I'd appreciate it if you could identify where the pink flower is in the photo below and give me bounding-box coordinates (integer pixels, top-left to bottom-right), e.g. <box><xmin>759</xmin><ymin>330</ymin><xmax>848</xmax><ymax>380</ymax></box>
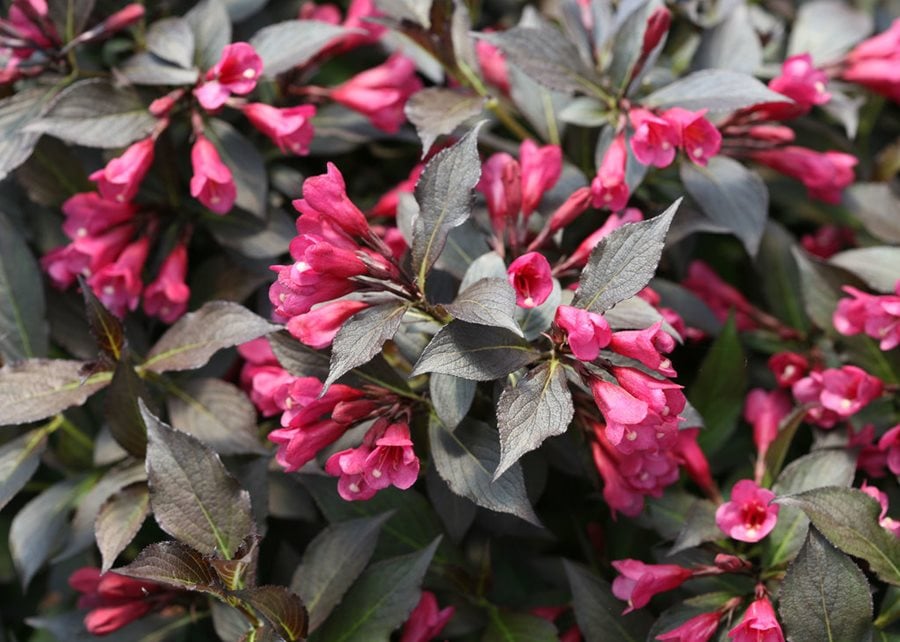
<box><xmin>727</xmin><ymin>596</ymin><xmax>784</xmax><ymax>642</ymax></box>
<box><xmin>325</xmin><ymin>420</ymin><xmax>420</xmax><ymax>500</ymax></box>
<box><xmin>294</xmin><ymin>162</ymin><xmax>371</xmax><ymax>238</ymax></box>
<box><xmin>591</xmin><ymin>433</ymin><xmax>647</xmax><ymax>517</ymax></box>
<box><xmin>69</xmin><ymin>567</ymin><xmax>171</xmax><ymax>635</ymax></box>
<box><xmin>841</xmin><ymin>19</ymin><xmax>900</xmax><ymax>103</ymax></box>
<box><xmin>591</xmin><ymin>135</ymin><xmax>629</xmax><ymax>210</ymax></box>
<box><xmin>629</xmin><ymin>108</ymin><xmax>679</xmax><ymax>168</ymax></box>
<box><xmin>476</xmin><ymin>38</ymin><xmax>510</xmax><ymax>94</ymax></box>
<box><xmin>611</xmin><ymin>559</ymin><xmax>693</xmax><ymax>613</ymax></box>
<box><xmin>768</xmin><ymin>352</ymin><xmax>809</xmax><ymax>388</ymax></box>
<box><xmin>566</xmin><ymin>208</ymin><xmax>643</xmax><ymax>267</ymax></box>
<box><xmin>478</xmin><ymin>152</ymin><xmax>521</xmax><ymax>233</ymax></box>
<box><xmin>399</xmin><ymin>591</ymin><xmax>455</xmax><ymax>642</ymax></box>
<box><xmin>554</xmin><ymin>305</ymin><xmax>611</xmax><ymax>361</ymax></box>
<box><xmin>329</xmin><ymin>54</ymin><xmax>423</xmax><ymax>133</ymax></box>
<box><xmin>242</xmin><ymin>103</ymin><xmax>316</xmax><ymax>155</ymax></box>
<box><xmin>286</xmin><ymin>299</ymin><xmax>369</xmax><ymax>348</ymax></box>
<box><xmin>800</xmin><ymin>224</ymin><xmax>855</xmax><ymax>259</ymax></box>
<box><xmin>507</xmin><ymin>252</ymin><xmax>553</xmax><ymax>308</ymax></box>
<box><xmin>641</xmin><ymin>7</ymin><xmax>672</xmax><ymax>58</ymax></box>
<box><xmin>89</xmin><ymin>138</ymin><xmax>155</xmax><ymax>203</ymax></box>
<box><xmin>716</xmin><ymin>480</ymin><xmax>779</xmax><ymax>542</ymax></box>
<box><xmin>41</xmin><ymin>224</ymin><xmax>135</xmax><ymax>289</ymax></box>
<box><xmin>749</xmin><ymin>146</ymin><xmax>856</xmax><ymax>204</ymax></box>
<box><xmin>661</xmin><ymin>108</ymin><xmax>721</xmax><ymax>166</ymax></box>
<box><xmin>768</xmin><ymin>54</ymin><xmax>831</xmax><ymax>116</ymax></box>
<box><xmin>143</xmin><ymin>243</ymin><xmax>190</xmax><ymax>323</ymax></box>
<box><xmin>608</xmin><ymin>321</ymin><xmax>677</xmax><ymax>377</ymax></box>
<box><xmin>193</xmin><ymin>42</ymin><xmax>263</xmax><ymax>111</ymax></box>
<box><xmin>657</xmin><ymin>611</ymin><xmax>720</xmax><ymax>642</ymax></box>
<box><xmin>368</xmin><ymin>163</ymin><xmax>423</xmax><ymax>218</ymax></box>
<box><xmin>61</xmin><ymin>193</ymin><xmax>137</xmax><ymax>240</ymax></box>
<box><xmin>673</xmin><ymin>428</ymin><xmax>717</xmax><ymax>502</ymax></box>
<box><xmin>791</xmin><ymin>365</ymin><xmax>883</xmax><ymax>428</ymax></box>
<box><xmin>879</xmin><ymin>425</ymin><xmax>900</xmax><ymax>476</ymax></box>
<box><xmin>834</xmin><ymin>283</ymin><xmax>900</xmax><ymax>351</ymax></box>
<box><xmin>861</xmin><ymin>481</ymin><xmax>900</xmax><ymax>537</ymax></box>
<box><xmin>546</xmin><ymin>186</ymin><xmax>592</xmax><ymax>234</ymax></box>
<box><xmin>94</xmin><ymin>3</ymin><xmax>145</xmax><ymax>34</ymax></box>
<box><xmin>682</xmin><ymin>260</ymin><xmax>757</xmax><ymax>330</ymax></box>
<box><xmin>86</xmin><ymin>237</ymin><xmax>150</xmax><ymax>317</ymax></box>
<box><xmin>590</xmin><ymin>373</ymin><xmax>682</xmax><ymax>454</ymax></box>
<box><xmin>189</xmin><ymin>135</ymin><xmax>237</xmax><ymax>214</ymax></box>
<box><xmin>300</xmin><ymin>0</ymin><xmax>385</xmax><ymax>54</ymax></box>
<box><xmin>519</xmin><ymin>139</ymin><xmax>562</xmax><ymax>217</ymax></box>
<box><xmin>743</xmin><ymin>389</ymin><xmax>791</xmax><ymax>458</ymax></box>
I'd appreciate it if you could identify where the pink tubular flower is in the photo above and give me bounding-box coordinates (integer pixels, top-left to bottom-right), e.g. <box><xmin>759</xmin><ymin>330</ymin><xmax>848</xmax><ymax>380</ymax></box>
<box><xmin>791</xmin><ymin>365</ymin><xmax>883</xmax><ymax>428</ymax></box>
<box><xmin>69</xmin><ymin>567</ymin><xmax>171</xmax><ymax>635</ymax></box>
<box><xmin>476</xmin><ymin>39</ymin><xmax>510</xmax><ymax>94</ymax></box>
<box><xmin>61</xmin><ymin>193</ymin><xmax>137</xmax><ymax>240</ymax></box>
<box><xmin>716</xmin><ymin>480</ymin><xmax>779</xmax><ymax>543</ymax></box>
<box><xmin>641</xmin><ymin>7</ymin><xmax>672</xmax><ymax>58</ymax></box>
<box><xmin>519</xmin><ymin>139</ymin><xmax>562</xmax><ymax>217</ymax></box>
<box><xmin>399</xmin><ymin>591</ymin><xmax>455</xmax><ymax>642</ymax></box>
<box><xmin>591</xmin><ymin>436</ymin><xmax>647</xmax><ymax>517</ymax></box>
<box><xmin>238</xmin><ymin>338</ymin><xmax>296</xmax><ymax>417</ymax></box>
<box><xmin>591</xmin><ymin>135</ymin><xmax>629</xmax><ymax>210</ymax></box>
<box><xmin>87</xmin><ymin>237</ymin><xmax>150</xmax><ymax>317</ymax></box>
<box><xmin>768</xmin><ymin>54</ymin><xmax>830</xmax><ymax>115</ymax></box>
<box><xmin>554</xmin><ymin>305</ymin><xmax>611</xmax><ymax>361</ymax></box>
<box><xmin>879</xmin><ymin>425</ymin><xmax>900</xmax><ymax>476</ymax></box>
<box><xmin>143</xmin><ymin>243</ymin><xmax>190</xmax><ymax>323</ymax></box>
<box><xmin>190</xmin><ymin>135</ymin><xmax>237</xmax><ymax>214</ymax></box>
<box><xmin>834</xmin><ymin>283</ymin><xmax>900</xmax><ymax>351</ymax></box>
<box><xmin>41</xmin><ymin>224</ymin><xmax>135</xmax><ymax>289</ymax></box>
<box><xmin>673</xmin><ymin>428</ymin><xmax>718</xmax><ymax>502</ymax></box>
<box><xmin>507</xmin><ymin>252</ymin><xmax>553</xmax><ymax>308</ymax></box>
<box><xmin>743</xmin><ymin>389</ymin><xmax>791</xmax><ymax>458</ymax></box>
<box><xmin>294</xmin><ymin>162</ymin><xmax>371</xmax><ymax>238</ymax></box>
<box><xmin>478</xmin><ymin>152</ymin><xmax>521</xmax><ymax>233</ymax></box>
<box><xmin>749</xmin><ymin>146</ymin><xmax>856</xmax><ymax>204</ymax></box>
<box><xmin>329</xmin><ymin>54</ymin><xmax>423</xmax><ymax>133</ymax></box>
<box><xmin>657</xmin><ymin>611</ymin><xmax>720</xmax><ymax>642</ymax></box>
<box><xmin>325</xmin><ymin>420</ymin><xmax>420</xmax><ymax>500</ymax></box>
<box><xmin>841</xmin><ymin>19</ymin><xmax>900</xmax><ymax>103</ymax></box>
<box><xmin>682</xmin><ymin>260</ymin><xmax>757</xmax><ymax>330</ymax></box>
<box><xmin>611</xmin><ymin>559</ymin><xmax>693</xmax><ymax>613</ymax></box>
<box><xmin>566</xmin><ymin>208</ymin><xmax>644</xmax><ymax>268</ymax></box>
<box><xmin>546</xmin><ymin>186</ymin><xmax>592</xmax><ymax>234</ymax></box>
<box><xmin>661</xmin><ymin>108</ymin><xmax>721</xmax><ymax>166</ymax></box>
<box><xmin>193</xmin><ymin>42</ymin><xmax>263</xmax><ymax>111</ymax></box>
<box><xmin>629</xmin><ymin>108</ymin><xmax>679</xmax><ymax>168</ymax></box>
<box><xmin>242</xmin><ymin>103</ymin><xmax>316</xmax><ymax>155</ymax></box>
<box><xmin>89</xmin><ymin>138</ymin><xmax>155</xmax><ymax>203</ymax></box>
<box><xmin>768</xmin><ymin>352</ymin><xmax>809</xmax><ymax>388</ymax></box>
<box><xmin>727</xmin><ymin>596</ymin><xmax>784</xmax><ymax>642</ymax></box>
<box><xmin>368</xmin><ymin>163</ymin><xmax>423</xmax><ymax>218</ymax></box>
<box><xmin>608</xmin><ymin>321</ymin><xmax>677</xmax><ymax>377</ymax></box>
<box><xmin>287</xmin><ymin>299</ymin><xmax>369</xmax><ymax>348</ymax></box>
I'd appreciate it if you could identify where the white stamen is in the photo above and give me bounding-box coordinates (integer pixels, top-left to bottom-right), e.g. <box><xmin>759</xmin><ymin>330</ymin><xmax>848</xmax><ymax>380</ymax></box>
<box><xmin>371</xmin><ymin>469</ymin><xmax>382</xmax><ymax>479</ymax></box>
<box><xmin>103</xmin><ymin>285</ymin><xmax>115</xmax><ymax>295</ymax></box>
<box><xmin>693</xmin><ymin>148</ymin><xmax>704</xmax><ymax>158</ymax></box>
<box><xmin>243</xmin><ymin>69</ymin><xmax>256</xmax><ymax>79</ymax></box>
<box><xmin>349</xmin><ymin>482</ymin><xmax>360</xmax><ymax>493</ymax></box>
<box><xmin>626</xmin><ymin>431</ymin><xmax>638</xmax><ymax>441</ymax></box>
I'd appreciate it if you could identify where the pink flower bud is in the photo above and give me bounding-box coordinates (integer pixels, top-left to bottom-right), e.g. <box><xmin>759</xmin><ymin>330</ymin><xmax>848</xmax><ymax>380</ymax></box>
<box><xmin>329</xmin><ymin>54</ymin><xmax>423</xmax><ymax>133</ymax></box>
<box><xmin>641</xmin><ymin>8</ymin><xmax>672</xmax><ymax>58</ymax></box>
<box><xmin>841</xmin><ymin>19</ymin><xmax>900</xmax><ymax>103</ymax></box>
<box><xmin>800</xmin><ymin>224</ymin><xmax>855</xmax><ymax>259</ymax></box>
<box><xmin>745</xmin><ymin>125</ymin><xmax>796</xmax><ymax>143</ymax></box>
<box><xmin>478</xmin><ymin>152</ymin><xmax>522</xmax><ymax>233</ymax></box>
<box><xmin>547</xmin><ymin>186</ymin><xmax>592</xmax><ymax>234</ymax></box>
<box><xmin>295</xmin><ymin>162</ymin><xmax>371</xmax><ymax>238</ymax></box>
<box><xmin>727</xmin><ymin>596</ymin><xmax>784</xmax><ymax>642</ymax></box>
<box><xmin>768</xmin><ymin>351</ymin><xmax>809</xmax><ymax>387</ymax></box>
<box><xmin>190</xmin><ymin>135</ymin><xmax>237</xmax><ymax>214</ymax></box>
<box><xmin>743</xmin><ymin>389</ymin><xmax>791</xmax><ymax>457</ymax></box>
<box><xmin>143</xmin><ymin>243</ymin><xmax>190</xmax><ymax>323</ymax></box>
<box><xmin>98</xmin><ymin>4</ymin><xmax>145</xmax><ymax>33</ymax></box>
<box><xmin>193</xmin><ymin>42</ymin><xmax>263</xmax><ymax>111</ymax></box>
<box><xmin>400</xmin><ymin>591</ymin><xmax>455</xmax><ymax>642</ymax></box>
<box><xmin>476</xmin><ymin>38</ymin><xmax>511</xmax><ymax>94</ymax></box>
<box><xmin>673</xmin><ymin>428</ymin><xmax>717</xmax><ymax>501</ymax></box>
<box><xmin>682</xmin><ymin>260</ymin><xmax>757</xmax><ymax>330</ymax></box>
<box><xmin>69</xmin><ymin>567</ymin><xmax>171</xmax><ymax>635</ymax></box>
<box><xmin>507</xmin><ymin>252</ymin><xmax>553</xmax><ymax>308</ymax></box>
<box><xmin>243</xmin><ymin>103</ymin><xmax>316</xmax><ymax>155</ymax></box>
<box><xmin>89</xmin><ymin>138</ymin><xmax>155</xmax><ymax>203</ymax></box>
<box><xmin>86</xmin><ymin>236</ymin><xmax>150</xmax><ymax>317</ymax></box>
<box><xmin>609</xmin><ymin>321</ymin><xmax>677</xmax><ymax>376</ymax></box>
<box><xmin>591</xmin><ymin>135</ymin><xmax>629</xmax><ymax>210</ymax></box>
<box><xmin>661</xmin><ymin>108</ymin><xmax>721</xmax><ymax>166</ymax></box>
<box><xmin>749</xmin><ymin>146</ymin><xmax>856</xmax><ymax>204</ymax></box>
<box><xmin>287</xmin><ymin>299</ymin><xmax>369</xmax><ymax>348</ymax></box>
<box><xmin>554</xmin><ymin>305</ymin><xmax>611</xmax><ymax>361</ymax></box>
<box><xmin>657</xmin><ymin>611</ymin><xmax>720</xmax><ymax>642</ymax></box>
<box><xmin>61</xmin><ymin>193</ymin><xmax>137</xmax><ymax>240</ymax></box>
<box><xmin>519</xmin><ymin>139</ymin><xmax>562</xmax><ymax>217</ymax></box>
<box><xmin>629</xmin><ymin>108</ymin><xmax>679</xmax><ymax>168</ymax></box>
<box><xmin>611</xmin><ymin>559</ymin><xmax>693</xmax><ymax>613</ymax></box>
<box><xmin>715</xmin><ymin>479</ymin><xmax>779</xmax><ymax>543</ymax></box>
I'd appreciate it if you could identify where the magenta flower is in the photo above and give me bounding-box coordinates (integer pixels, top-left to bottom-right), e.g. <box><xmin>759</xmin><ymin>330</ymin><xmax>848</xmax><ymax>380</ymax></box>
<box><xmin>791</xmin><ymin>365</ymin><xmax>883</xmax><ymax>428</ymax></box>
<box><xmin>611</xmin><ymin>559</ymin><xmax>693</xmax><ymax>613</ymax></box>
<box><xmin>767</xmin><ymin>352</ymin><xmax>809</xmax><ymax>388</ymax></box>
<box><xmin>841</xmin><ymin>19</ymin><xmax>900</xmax><ymax>103</ymax></box>
<box><xmin>609</xmin><ymin>321</ymin><xmax>677</xmax><ymax>376</ymax></box>
<box><xmin>295</xmin><ymin>162</ymin><xmax>372</xmax><ymax>238</ymax></box>
<box><xmin>629</xmin><ymin>108</ymin><xmax>679</xmax><ymax>168</ymax></box>
<box><xmin>800</xmin><ymin>224</ymin><xmax>855</xmax><ymax>259</ymax></box>
<box><xmin>86</xmin><ymin>237</ymin><xmax>150</xmax><ymax>317</ymax></box>
<box><xmin>566</xmin><ymin>208</ymin><xmax>643</xmax><ymax>267</ymax></box>
<box><xmin>189</xmin><ymin>135</ymin><xmax>237</xmax><ymax>214</ymax></box>
<box><xmin>143</xmin><ymin>243</ymin><xmax>191</xmax><ymax>323</ymax></box>
<box><xmin>60</xmin><ymin>193</ymin><xmax>137</xmax><ymax>240</ymax></box>
<box><xmin>834</xmin><ymin>283</ymin><xmax>900</xmax><ymax>351</ymax></box>
<box><xmin>878</xmin><ymin>425</ymin><xmax>900</xmax><ymax>476</ymax></box>
<box><xmin>400</xmin><ymin>591</ymin><xmax>455</xmax><ymax>642</ymax></box>
<box><xmin>767</xmin><ymin>53</ymin><xmax>831</xmax><ymax>117</ymax></box>
<box><xmin>682</xmin><ymin>260</ymin><xmax>757</xmax><ymax>330</ymax></box>
<box><xmin>519</xmin><ymin>139</ymin><xmax>562</xmax><ymax>217</ymax></box>
<box><xmin>478</xmin><ymin>151</ymin><xmax>522</xmax><ymax>233</ymax></box>
<box><xmin>656</xmin><ymin>611</ymin><xmax>720</xmax><ymax>642</ymax></box>
<box><xmin>727</xmin><ymin>596</ymin><xmax>784</xmax><ymax>642</ymax></box>
<box><xmin>329</xmin><ymin>54</ymin><xmax>422</xmax><ymax>133</ymax></box>
<box><xmin>591</xmin><ymin>135</ymin><xmax>629</xmax><ymax>210</ymax></box>
<box><xmin>591</xmin><ymin>438</ymin><xmax>647</xmax><ymax>517</ymax></box>
<box><xmin>69</xmin><ymin>567</ymin><xmax>172</xmax><ymax>635</ymax></box>
<box><xmin>286</xmin><ymin>299</ymin><xmax>369</xmax><ymax>349</ymax></box>
<box><xmin>507</xmin><ymin>252</ymin><xmax>553</xmax><ymax>308</ymax></box>
<box><xmin>662</xmin><ymin>108</ymin><xmax>721</xmax><ymax>166</ymax></box>
<box><xmin>546</xmin><ymin>186</ymin><xmax>592</xmax><ymax>234</ymax></box>
<box><xmin>749</xmin><ymin>146</ymin><xmax>856</xmax><ymax>204</ymax></box>
<box><xmin>242</xmin><ymin>103</ymin><xmax>316</xmax><ymax>155</ymax></box>
<box><xmin>41</xmin><ymin>224</ymin><xmax>135</xmax><ymax>289</ymax></box>
<box><xmin>476</xmin><ymin>38</ymin><xmax>511</xmax><ymax>94</ymax></box>
<box><xmin>193</xmin><ymin>42</ymin><xmax>263</xmax><ymax>111</ymax></box>
<box><xmin>743</xmin><ymin>389</ymin><xmax>791</xmax><ymax>458</ymax></box>
<box><xmin>554</xmin><ymin>305</ymin><xmax>611</xmax><ymax>362</ymax></box>
<box><xmin>716</xmin><ymin>480</ymin><xmax>779</xmax><ymax>543</ymax></box>
<box><xmin>89</xmin><ymin>137</ymin><xmax>155</xmax><ymax>203</ymax></box>
<box><xmin>861</xmin><ymin>481</ymin><xmax>900</xmax><ymax>537</ymax></box>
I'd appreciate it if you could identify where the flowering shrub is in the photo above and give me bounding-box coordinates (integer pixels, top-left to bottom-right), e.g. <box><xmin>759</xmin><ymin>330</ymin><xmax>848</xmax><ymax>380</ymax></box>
<box><xmin>0</xmin><ymin>0</ymin><xmax>898</xmax><ymax>641</ymax></box>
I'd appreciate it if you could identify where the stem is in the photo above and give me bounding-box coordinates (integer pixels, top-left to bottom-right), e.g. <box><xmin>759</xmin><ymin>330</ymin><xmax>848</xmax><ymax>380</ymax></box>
<box><xmin>57</xmin><ymin>417</ymin><xmax>93</xmax><ymax>450</ymax></box>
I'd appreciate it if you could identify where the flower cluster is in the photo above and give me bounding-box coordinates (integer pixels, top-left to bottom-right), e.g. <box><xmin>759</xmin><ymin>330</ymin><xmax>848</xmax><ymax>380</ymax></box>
<box><xmin>68</xmin><ymin>568</ymin><xmax>175</xmax><ymax>635</ymax></box>
<box><xmin>834</xmin><ymin>281</ymin><xmax>900</xmax><ymax>350</ymax></box>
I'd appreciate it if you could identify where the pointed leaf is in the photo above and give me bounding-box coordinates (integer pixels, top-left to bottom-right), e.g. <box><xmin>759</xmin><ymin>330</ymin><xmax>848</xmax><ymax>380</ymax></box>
<box><xmin>830</xmin><ymin>247</ymin><xmax>900</xmax><ymax>293</ymax></box>
<box><xmin>0</xmin><ymin>86</ymin><xmax>59</xmax><ymax>180</ymax></box>
<box><xmin>669</xmin><ymin>499</ymin><xmax>721</xmax><ymax>555</ymax></box>
<box><xmin>0</xmin><ymin>360</ymin><xmax>111</xmax><ymax>426</ymax></box>
<box><xmin>429</xmin><ymin>373</ymin><xmax>476</xmax><ymax>430</ymax></box>
<box><xmin>845</xmin><ymin>183</ymin><xmax>900</xmax><ymax>244</ymax></box>
<box><xmin>429</xmin><ymin>416</ymin><xmax>539</xmax><ymax>525</ymax></box>
<box><xmin>143</xmin><ymin>403</ymin><xmax>253</xmax><ymax>558</ymax></box>
<box><xmin>495</xmin><ymin>360</ymin><xmax>573</xmax><ymax>479</ymax></box>
<box><xmin>324</xmin><ymin>302</ymin><xmax>408</xmax><ymax>389</ymax></box>
<box><xmin>143</xmin><ymin>301</ymin><xmax>278</xmax><ymax>373</ymax></box>
<box><xmin>0</xmin><ymin>429</ymin><xmax>48</xmax><ymax>511</ymax></box>
<box><xmin>147</xmin><ymin>17</ymin><xmax>196</xmax><ymax>69</ymax></box>
<box><xmin>443</xmin><ymin>278</ymin><xmax>522</xmax><ymax>335</ymax></box>
<box><xmin>779</xmin><ymin>527</ymin><xmax>872</xmax><ymax>642</ymax></box>
<box><xmin>573</xmin><ymin>201</ymin><xmax>678</xmax><ymax>313</ymax></box>
<box><xmin>405</xmin><ymin>88</ymin><xmax>485</xmax><ymax>155</ymax></box>
<box><xmin>411</xmin><ymin>321</ymin><xmax>540</xmax><ymax>381</ymax></box>
<box><xmin>425</xmin><ymin>465</ymin><xmax>476</xmax><ymax>541</ymax></box>
<box><xmin>116</xmin><ymin>541</ymin><xmax>223</xmax><ymax>593</ymax></box>
<box><xmin>250</xmin><ymin>20</ymin><xmax>351</xmax><ymax>77</ymax></box>
<box><xmin>185</xmin><ymin>0</ymin><xmax>232</xmax><ymax>70</ymax></box>
<box><xmin>788</xmin><ymin>0</ymin><xmax>873</xmax><ymax>64</ymax></box>
<box><xmin>238</xmin><ymin>586</ymin><xmax>308</xmax><ymax>642</ymax></box>
<box><xmin>0</xmin><ymin>210</ymin><xmax>46</xmax><ymax>361</ymax></box>
<box><xmin>104</xmin><ymin>355</ymin><xmax>151</xmax><ymax>457</ymax></box>
<box><xmin>78</xmin><ymin>274</ymin><xmax>125</xmax><ymax>362</ymax></box>
<box><xmin>564</xmin><ymin>561</ymin><xmax>653</xmax><ymax>642</ymax></box>
<box><xmin>96</xmin><ymin>483</ymin><xmax>150</xmax><ymax>573</ymax></box>
<box><xmin>118</xmin><ymin>52</ymin><xmax>201</xmax><ymax>85</ymax></box>
<box><xmin>644</xmin><ymin>70</ymin><xmax>791</xmax><ymax>112</ymax></box>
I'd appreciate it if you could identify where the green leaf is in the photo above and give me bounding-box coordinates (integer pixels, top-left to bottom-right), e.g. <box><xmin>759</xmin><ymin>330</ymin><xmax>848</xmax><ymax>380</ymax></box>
<box><xmin>0</xmin><ymin>359</ymin><xmax>111</xmax><ymax>426</ymax></box>
<box><xmin>143</xmin><ymin>403</ymin><xmax>253</xmax><ymax>558</ymax></box>
<box><xmin>0</xmin><ymin>86</ymin><xmax>60</xmax><ymax>180</ymax></box>
<box><xmin>690</xmin><ymin>316</ymin><xmax>746</xmax><ymax>455</ymax></box>
<box><xmin>142</xmin><ymin>301</ymin><xmax>278</xmax><ymax>374</ymax></box>
<box><xmin>830</xmin><ymin>247</ymin><xmax>900</xmax><ymax>293</ymax></box>
<box><xmin>762</xmin><ymin>405</ymin><xmax>810</xmax><ymax>484</ymax></box>
<box><xmin>146</xmin><ymin>17</ymin><xmax>196</xmax><ymax>69</ymax></box>
<box><xmin>311</xmin><ymin>538</ymin><xmax>440</xmax><ymax>642</ymax></box>
<box><xmin>405</xmin><ymin>88</ymin><xmax>485</xmax><ymax>155</ymax></box>
<box><xmin>185</xmin><ymin>0</ymin><xmax>232</xmax><ymax>70</ymax></box>
<box><xmin>844</xmin><ymin>183</ymin><xmax>900</xmax><ymax>244</ymax></box>
<box><xmin>495</xmin><ymin>360</ymin><xmax>573</xmax><ymax>479</ymax></box>
<box><xmin>644</xmin><ymin>69</ymin><xmax>791</xmax><ymax>111</ymax></box>
<box><xmin>250</xmin><ymin>20</ymin><xmax>350</xmax><ymax>77</ymax></box>
<box><xmin>483</xmin><ymin>612</ymin><xmax>558</xmax><ymax>641</ymax></box>
<box><xmin>118</xmin><ymin>52</ymin><xmax>201</xmax><ymax>85</ymax></box>
<box><xmin>0</xmin><ymin>210</ymin><xmax>46</xmax><ymax>362</ymax></box>
<box><xmin>0</xmin><ymin>428</ymin><xmax>48</xmax><ymax>511</ymax></box>
<box><xmin>755</xmin><ymin>221</ymin><xmax>809</xmax><ymax>333</ymax></box>
<box><xmin>410</xmin><ymin>321</ymin><xmax>540</xmax><ymax>381</ymax></box>
<box><xmin>238</xmin><ymin>586</ymin><xmax>309</xmax><ymax>642</ymax></box>
<box><xmin>324</xmin><ymin>302</ymin><xmax>409</xmax><ymax>389</ymax></box>
<box><xmin>564</xmin><ymin>561</ymin><xmax>653</xmax><ymax>642</ymax></box>
<box><xmin>104</xmin><ymin>355</ymin><xmax>151</xmax><ymax>457</ymax></box>
<box><xmin>96</xmin><ymin>483</ymin><xmax>150</xmax><ymax>573</ymax></box>
<box><xmin>573</xmin><ymin>201</ymin><xmax>679</xmax><ymax>314</ymax></box>
<box><xmin>779</xmin><ymin>527</ymin><xmax>873</xmax><ymax>642</ymax></box>
<box><xmin>443</xmin><ymin>278</ymin><xmax>522</xmax><ymax>336</ymax></box>
<box><xmin>776</xmin><ymin>486</ymin><xmax>900</xmax><ymax>585</ymax></box>
<box><xmin>429</xmin><ymin>416</ymin><xmax>540</xmax><ymax>525</ymax></box>
<box><xmin>292</xmin><ymin>514</ymin><xmax>389</xmax><ymax>632</ymax></box>
<box><xmin>428</xmin><ymin>373</ymin><xmax>476</xmax><ymax>431</ymax></box>
<box><xmin>116</xmin><ymin>541</ymin><xmax>223</xmax><ymax>594</ymax></box>
<box><xmin>787</xmin><ymin>0</ymin><xmax>872</xmax><ymax>64</ymax></box>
